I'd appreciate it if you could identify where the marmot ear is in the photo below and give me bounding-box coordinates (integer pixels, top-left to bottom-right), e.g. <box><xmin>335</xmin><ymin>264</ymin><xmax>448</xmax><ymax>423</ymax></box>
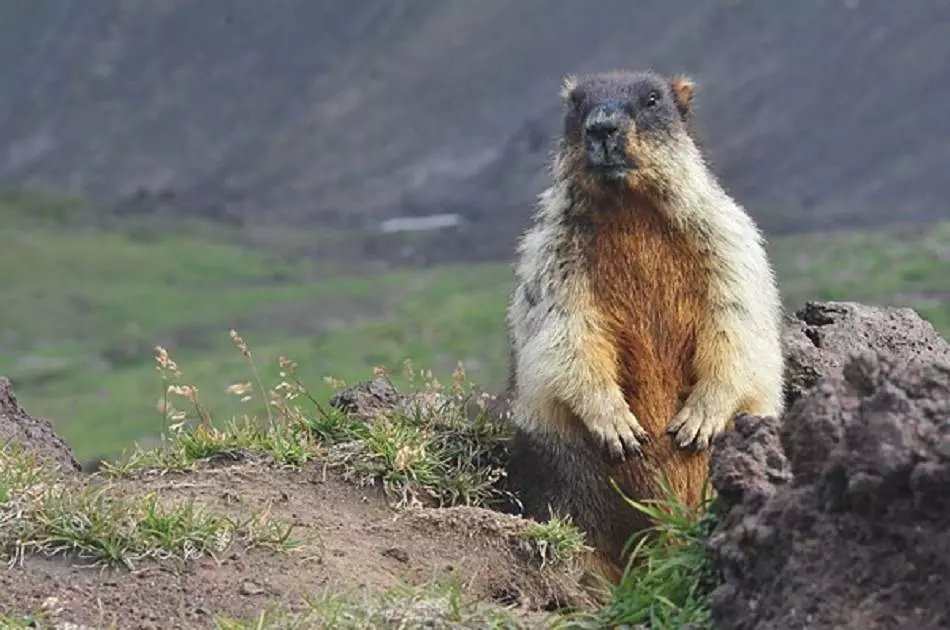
<box><xmin>670</xmin><ymin>75</ymin><xmax>695</xmax><ymax>118</ymax></box>
<box><xmin>560</xmin><ymin>75</ymin><xmax>578</xmax><ymax>103</ymax></box>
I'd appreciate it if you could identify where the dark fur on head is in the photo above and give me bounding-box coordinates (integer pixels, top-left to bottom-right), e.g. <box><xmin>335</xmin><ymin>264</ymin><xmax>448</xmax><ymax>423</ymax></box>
<box><xmin>557</xmin><ymin>70</ymin><xmax>700</xmax><ymax>197</ymax></box>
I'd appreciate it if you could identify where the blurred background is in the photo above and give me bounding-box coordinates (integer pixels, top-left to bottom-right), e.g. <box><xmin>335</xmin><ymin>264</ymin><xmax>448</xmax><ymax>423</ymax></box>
<box><xmin>1</xmin><ymin>0</ymin><xmax>948</xmax><ymax>460</ymax></box>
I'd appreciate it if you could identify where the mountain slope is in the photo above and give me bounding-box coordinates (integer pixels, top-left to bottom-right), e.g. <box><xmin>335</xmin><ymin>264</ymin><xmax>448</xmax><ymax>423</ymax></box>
<box><xmin>1</xmin><ymin>0</ymin><xmax>949</xmax><ymax>259</ymax></box>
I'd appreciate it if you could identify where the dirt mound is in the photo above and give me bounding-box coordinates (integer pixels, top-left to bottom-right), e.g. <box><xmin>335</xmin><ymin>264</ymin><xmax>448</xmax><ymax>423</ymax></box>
<box><xmin>0</xmin><ymin>459</ymin><xmax>590</xmax><ymax>628</ymax></box>
<box><xmin>781</xmin><ymin>301</ymin><xmax>950</xmax><ymax>407</ymax></box>
<box><xmin>0</xmin><ymin>376</ymin><xmax>79</xmax><ymax>473</ymax></box>
<box><xmin>707</xmin><ymin>350</ymin><xmax>950</xmax><ymax>630</ymax></box>
<box><xmin>1</xmin><ymin>374</ymin><xmax>591</xmax><ymax>627</ymax></box>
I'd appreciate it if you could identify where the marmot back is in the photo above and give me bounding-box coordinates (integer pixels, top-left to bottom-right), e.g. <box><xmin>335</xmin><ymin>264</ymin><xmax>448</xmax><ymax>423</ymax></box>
<box><xmin>504</xmin><ymin>69</ymin><xmax>785</xmax><ymax>580</ymax></box>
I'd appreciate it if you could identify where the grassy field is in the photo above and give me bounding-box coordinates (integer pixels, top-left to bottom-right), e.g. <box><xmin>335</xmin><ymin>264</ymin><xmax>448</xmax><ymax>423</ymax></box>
<box><xmin>2</xmin><ymin>191</ymin><xmax>949</xmax><ymax>459</ymax></box>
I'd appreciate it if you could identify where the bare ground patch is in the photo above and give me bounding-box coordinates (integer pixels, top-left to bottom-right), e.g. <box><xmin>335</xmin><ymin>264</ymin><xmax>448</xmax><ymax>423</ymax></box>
<box><xmin>0</xmin><ymin>457</ymin><xmax>593</xmax><ymax>629</ymax></box>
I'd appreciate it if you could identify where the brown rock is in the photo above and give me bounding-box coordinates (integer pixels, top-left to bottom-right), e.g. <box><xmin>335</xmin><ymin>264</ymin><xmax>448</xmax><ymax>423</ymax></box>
<box><xmin>781</xmin><ymin>301</ymin><xmax>950</xmax><ymax>408</ymax></box>
<box><xmin>0</xmin><ymin>377</ymin><xmax>80</xmax><ymax>473</ymax></box>
<box><xmin>327</xmin><ymin>372</ymin><xmax>493</xmax><ymax>422</ymax></box>
<box><xmin>707</xmin><ymin>351</ymin><xmax>950</xmax><ymax>630</ymax></box>
<box><xmin>328</xmin><ymin>373</ymin><xmax>402</xmax><ymax>418</ymax></box>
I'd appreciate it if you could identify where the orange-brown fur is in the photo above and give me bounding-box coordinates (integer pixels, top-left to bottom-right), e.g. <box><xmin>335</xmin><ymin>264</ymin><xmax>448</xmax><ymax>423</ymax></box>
<box><xmin>590</xmin><ymin>194</ymin><xmax>712</xmax><ymax>527</ymax></box>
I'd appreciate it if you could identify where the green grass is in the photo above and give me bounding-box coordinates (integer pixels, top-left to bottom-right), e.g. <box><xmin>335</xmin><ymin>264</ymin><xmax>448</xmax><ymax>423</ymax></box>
<box><xmin>769</xmin><ymin>222</ymin><xmax>950</xmax><ymax>331</ymax></box>
<box><xmin>0</xmin><ymin>444</ymin><xmax>297</xmax><ymax>569</ymax></box>
<box><xmin>1</xmin><ymin>193</ymin><xmax>511</xmax><ymax>458</ymax></box>
<box><xmin>0</xmin><ymin>612</ymin><xmax>56</xmax><ymax>629</ymax></box>
<box><xmin>3</xmin><ymin>189</ymin><xmax>949</xmax><ymax>460</ymax></box>
<box><xmin>518</xmin><ymin>512</ymin><xmax>591</xmax><ymax>570</ymax></box>
<box><xmin>0</xmin><ymin>358</ymin><xmax>571</xmax><ymax>628</ymax></box>
<box><xmin>558</xmin><ymin>479</ymin><xmax>722</xmax><ymax>629</ymax></box>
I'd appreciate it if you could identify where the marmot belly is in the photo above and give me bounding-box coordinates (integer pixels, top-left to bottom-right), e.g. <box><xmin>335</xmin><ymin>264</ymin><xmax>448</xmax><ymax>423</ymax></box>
<box><xmin>588</xmin><ymin>201</ymin><xmax>712</xmax><ymax>520</ymax></box>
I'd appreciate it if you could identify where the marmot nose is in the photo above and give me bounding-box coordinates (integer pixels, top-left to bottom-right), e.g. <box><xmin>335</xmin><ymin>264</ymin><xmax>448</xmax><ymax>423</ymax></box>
<box><xmin>584</xmin><ymin>103</ymin><xmax>624</xmax><ymax>141</ymax></box>
<box><xmin>584</xmin><ymin>102</ymin><xmax>629</xmax><ymax>171</ymax></box>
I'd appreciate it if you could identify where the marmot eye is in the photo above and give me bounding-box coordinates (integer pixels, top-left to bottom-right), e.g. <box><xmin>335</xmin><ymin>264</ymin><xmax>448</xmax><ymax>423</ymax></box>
<box><xmin>646</xmin><ymin>91</ymin><xmax>660</xmax><ymax>107</ymax></box>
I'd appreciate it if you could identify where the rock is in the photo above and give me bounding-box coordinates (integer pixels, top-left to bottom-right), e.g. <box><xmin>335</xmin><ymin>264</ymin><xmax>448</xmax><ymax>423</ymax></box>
<box><xmin>0</xmin><ymin>376</ymin><xmax>80</xmax><ymax>473</ymax></box>
<box><xmin>781</xmin><ymin>300</ymin><xmax>950</xmax><ymax>408</ymax></box>
<box><xmin>382</xmin><ymin>547</ymin><xmax>410</xmax><ymax>563</ymax></box>
<box><xmin>327</xmin><ymin>373</ymin><xmax>488</xmax><ymax>421</ymax></box>
<box><xmin>328</xmin><ymin>373</ymin><xmax>402</xmax><ymax>418</ymax></box>
<box><xmin>707</xmin><ymin>351</ymin><xmax>950</xmax><ymax>630</ymax></box>
<box><xmin>239</xmin><ymin>581</ymin><xmax>264</xmax><ymax>596</ymax></box>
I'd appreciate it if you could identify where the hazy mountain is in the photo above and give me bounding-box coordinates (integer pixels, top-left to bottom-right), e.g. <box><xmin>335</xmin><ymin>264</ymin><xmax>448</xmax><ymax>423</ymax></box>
<box><xmin>2</xmin><ymin>0</ymin><xmax>949</xmax><ymax>260</ymax></box>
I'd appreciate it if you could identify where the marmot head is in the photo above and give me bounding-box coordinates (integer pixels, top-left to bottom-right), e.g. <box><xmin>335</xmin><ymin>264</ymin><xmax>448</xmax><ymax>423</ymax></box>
<box><xmin>558</xmin><ymin>69</ymin><xmax>697</xmax><ymax>197</ymax></box>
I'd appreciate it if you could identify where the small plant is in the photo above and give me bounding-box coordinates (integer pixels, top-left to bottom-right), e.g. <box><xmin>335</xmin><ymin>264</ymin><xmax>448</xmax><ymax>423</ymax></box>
<box><xmin>328</xmin><ymin>363</ymin><xmax>514</xmax><ymax>509</ymax></box>
<box><xmin>106</xmin><ymin>337</ymin><xmax>331</xmax><ymax>475</ymax></box>
<box><xmin>518</xmin><ymin>511</ymin><xmax>590</xmax><ymax>569</ymax></box>
<box><xmin>560</xmin><ymin>476</ymin><xmax>722</xmax><ymax>630</ymax></box>
<box><xmin>109</xmin><ymin>333</ymin><xmax>514</xmax><ymax>513</ymax></box>
<box><xmin>0</xmin><ymin>611</ymin><xmax>52</xmax><ymax>629</ymax></box>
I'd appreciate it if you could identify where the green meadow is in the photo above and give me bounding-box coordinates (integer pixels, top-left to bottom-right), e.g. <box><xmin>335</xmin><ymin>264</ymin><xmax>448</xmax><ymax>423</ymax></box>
<box><xmin>3</xmin><ymin>191</ymin><xmax>948</xmax><ymax>459</ymax></box>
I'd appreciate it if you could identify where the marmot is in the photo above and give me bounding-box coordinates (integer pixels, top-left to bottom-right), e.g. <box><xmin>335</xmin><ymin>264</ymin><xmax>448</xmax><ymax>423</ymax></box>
<box><xmin>504</xmin><ymin>69</ymin><xmax>785</xmax><ymax>580</ymax></box>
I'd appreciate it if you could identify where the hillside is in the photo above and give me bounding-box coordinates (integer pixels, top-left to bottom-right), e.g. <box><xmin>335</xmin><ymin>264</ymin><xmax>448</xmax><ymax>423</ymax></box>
<box><xmin>2</xmin><ymin>1</ymin><xmax>950</xmax><ymax>264</ymax></box>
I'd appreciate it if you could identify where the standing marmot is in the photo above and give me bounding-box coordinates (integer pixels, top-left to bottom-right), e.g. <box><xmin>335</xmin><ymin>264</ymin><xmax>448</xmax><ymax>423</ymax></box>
<box><xmin>504</xmin><ymin>69</ymin><xmax>785</xmax><ymax>580</ymax></box>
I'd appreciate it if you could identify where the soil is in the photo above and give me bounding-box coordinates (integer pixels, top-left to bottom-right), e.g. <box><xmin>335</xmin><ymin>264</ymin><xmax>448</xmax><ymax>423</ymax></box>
<box><xmin>0</xmin><ymin>457</ymin><xmax>591</xmax><ymax>628</ymax></box>
<box><xmin>707</xmin><ymin>350</ymin><xmax>950</xmax><ymax>628</ymax></box>
<box><xmin>703</xmin><ymin>300</ymin><xmax>950</xmax><ymax>630</ymax></box>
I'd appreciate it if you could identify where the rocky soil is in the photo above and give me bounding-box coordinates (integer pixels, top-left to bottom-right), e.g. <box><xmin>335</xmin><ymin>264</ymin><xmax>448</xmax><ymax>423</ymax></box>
<box><xmin>2</xmin><ymin>299</ymin><xmax>949</xmax><ymax>628</ymax></box>
<box><xmin>708</xmin><ymin>302</ymin><xmax>950</xmax><ymax>629</ymax></box>
<box><xmin>0</xmin><ymin>376</ymin><xmax>79</xmax><ymax>473</ymax></box>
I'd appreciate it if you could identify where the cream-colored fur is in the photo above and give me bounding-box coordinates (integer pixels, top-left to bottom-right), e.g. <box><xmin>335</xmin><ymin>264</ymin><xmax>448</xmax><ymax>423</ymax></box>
<box><xmin>507</xmin><ymin>121</ymin><xmax>784</xmax><ymax>454</ymax></box>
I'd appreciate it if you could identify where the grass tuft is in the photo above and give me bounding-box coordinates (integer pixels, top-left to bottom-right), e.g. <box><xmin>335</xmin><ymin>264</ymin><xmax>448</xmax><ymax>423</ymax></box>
<box><xmin>518</xmin><ymin>511</ymin><xmax>590</xmax><ymax>569</ymax></box>
<box><xmin>104</xmin><ymin>339</ymin><xmax>331</xmax><ymax>475</ymax></box>
<box><xmin>0</xmin><ymin>445</ymin><xmax>298</xmax><ymax>569</ymax></box>
<box><xmin>106</xmin><ymin>340</ymin><xmax>515</xmax><ymax>512</ymax></box>
<box><xmin>331</xmin><ymin>385</ymin><xmax>514</xmax><ymax>509</ymax></box>
<box><xmin>325</xmin><ymin>360</ymin><xmax>514</xmax><ymax>509</ymax></box>
<box><xmin>0</xmin><ymin>612</ymin><xmax>51</xmax><ymax>629</ymax></box>
<box><xmin>560</xmin><ymin>476</ymin><xmax>721</xmax><ymax>629</ymax></box>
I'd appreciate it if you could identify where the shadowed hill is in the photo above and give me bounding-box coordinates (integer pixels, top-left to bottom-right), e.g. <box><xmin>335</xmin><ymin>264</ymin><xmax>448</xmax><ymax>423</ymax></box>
<box><xmin>1</xmin><ymin>0</ymin><xmax>949</xmax><ymax>261</ymax></box>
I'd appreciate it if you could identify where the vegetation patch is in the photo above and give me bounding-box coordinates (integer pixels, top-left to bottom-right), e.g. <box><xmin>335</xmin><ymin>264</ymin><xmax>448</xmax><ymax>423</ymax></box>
<box><xmin>326</xmin><ymin>366</ymin><xmax>514</xmax><ymax>510</ymax></box>
<box><xmin>0</xmin><ymin>444</ymin><xmax>297</xmax><ymax>569</ymax></box>
<box><xmin>105</xmin><ymin>338</ymin><xmax>515</xmax><ymax>514</ymax></box>
<box><xmin>561</xmin><ymin>480</ymin><xmax>722</xmax><ymax>629</ymax></box>
<box><xmin>5</xmin><ymin>190</ymin><xmax>947</xmax><ymax>462</ymax></box>
<box><xmin>2</xmin><ymin>329</ymin><xmax>725</xmax><ymax>627</ymax></box>
<box><xmin>86</xmin><ymin>329</ymin><xmax>722</xmax><ymax>627</ymax></box>
<box><xmin>517</xmin><ymin>512</ymin><xmax>591</xmax><ymax>570</ymax></box>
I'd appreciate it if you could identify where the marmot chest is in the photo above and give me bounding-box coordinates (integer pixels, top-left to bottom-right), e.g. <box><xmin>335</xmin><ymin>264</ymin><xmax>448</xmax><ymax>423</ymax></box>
<box><xmin>587</xmin><ymin>206</ymin><xmax>710</xmax><ymax>370</ymax></box>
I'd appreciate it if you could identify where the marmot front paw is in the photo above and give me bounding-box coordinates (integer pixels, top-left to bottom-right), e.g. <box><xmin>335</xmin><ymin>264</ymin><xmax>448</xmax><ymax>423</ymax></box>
<box><xmin>666</xmin><ymin>391</ymin><xmax>733</xmax><ymax>451</ymax></box>
<box><xmin>590</xmin><ymin>409</ymin><xmax>649</xmax><ymax>459</ymax></box>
